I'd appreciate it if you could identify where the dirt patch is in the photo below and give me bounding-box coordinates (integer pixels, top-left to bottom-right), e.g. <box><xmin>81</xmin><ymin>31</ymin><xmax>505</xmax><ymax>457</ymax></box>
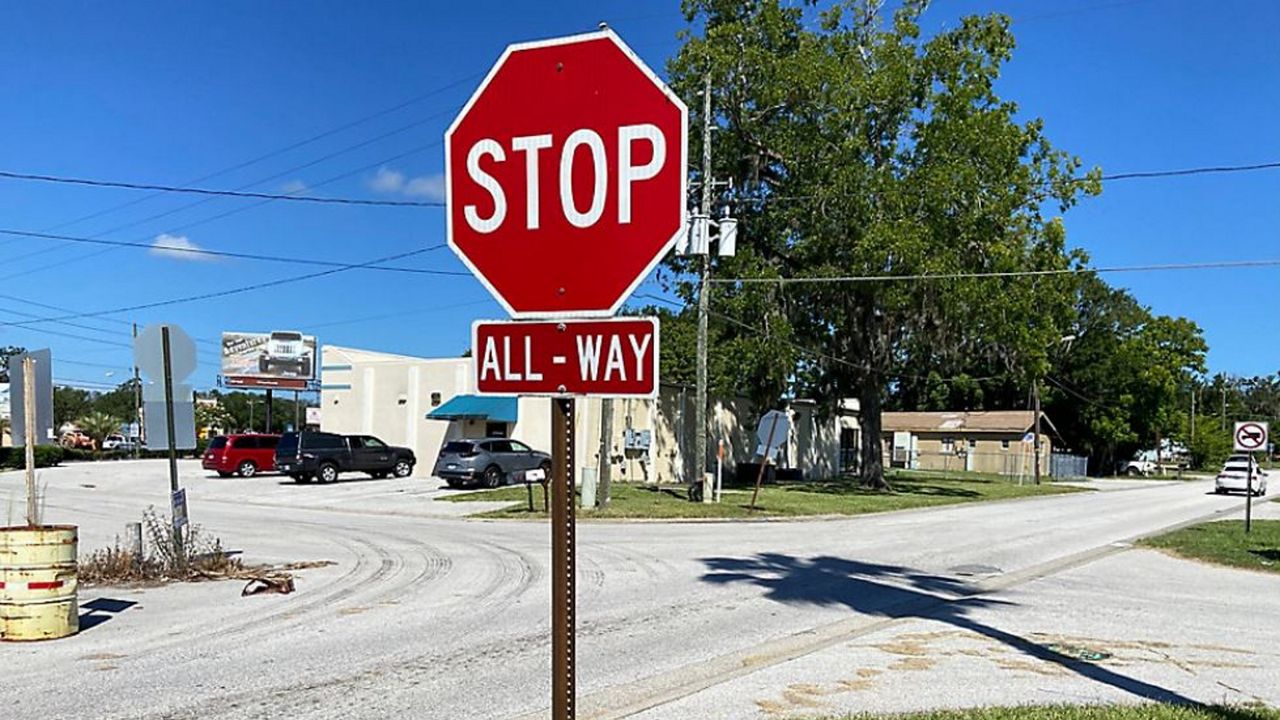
<box><xmin>889</xmin><ymin>656</ymin><xmax>937</xmax><ymax>671</ymax></box>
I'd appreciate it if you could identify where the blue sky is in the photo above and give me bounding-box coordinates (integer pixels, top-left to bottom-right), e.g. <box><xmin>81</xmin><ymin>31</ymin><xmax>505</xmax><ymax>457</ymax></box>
<box><xmin>0</xmin><ymin>0</ymin><xmax>1276</xmax><ymax>392</ymax></box>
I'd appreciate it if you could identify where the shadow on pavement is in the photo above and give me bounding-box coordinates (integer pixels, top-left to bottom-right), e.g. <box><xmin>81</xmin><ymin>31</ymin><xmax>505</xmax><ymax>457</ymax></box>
<box><xmin>79</xmin><ymin>597</ymin><xmax>138</xmax><ymax>632</ymax></box>
<box><xmin>700</xmin><ymin>553</ymin><xmax>1205</xmax><ymax>706</ymax></box>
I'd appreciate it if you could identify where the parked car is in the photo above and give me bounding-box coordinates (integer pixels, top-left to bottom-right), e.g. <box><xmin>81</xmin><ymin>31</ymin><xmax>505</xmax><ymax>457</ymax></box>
<box><xmin>203</xmin><ymin>434</ymin><xmax>281</xmax><ymax>478</ymax></box>
<box><xmin>275</xmin><ymin>431</ymin><xmax>415</xmax><ymax>484</ymax></box>
<box><xmin>1215</xmin><ymin>454</ymin><xmax>1269</xmax><ymax>496</ymax></box>
<box><xmin>433</xmin><ymin>438</ymin><xmax>552</xmax><ymax>489</ymax></box>
<box><xmin>101</xmin><ymin>434</ymin><xmax>139</xmax><ymax>453</ymax></box>
<box><xmin>258</xmin><ymin>330</ymin><xmax>313</xmax><ymax>378</ymax></box>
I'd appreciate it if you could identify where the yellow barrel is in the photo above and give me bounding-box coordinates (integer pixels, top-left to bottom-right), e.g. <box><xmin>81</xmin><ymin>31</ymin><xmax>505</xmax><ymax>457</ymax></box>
<box><xmin>0</xmin><ymin>525</ymin><xmax>79</xmax><ymax>641</ymax></box>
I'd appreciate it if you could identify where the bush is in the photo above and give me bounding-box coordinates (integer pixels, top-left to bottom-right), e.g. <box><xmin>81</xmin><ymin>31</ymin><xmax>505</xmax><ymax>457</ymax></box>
<box><xmin>0</xmin><ymin>445</ymin><xmax>65</xmax><ymax>469</ymax></box>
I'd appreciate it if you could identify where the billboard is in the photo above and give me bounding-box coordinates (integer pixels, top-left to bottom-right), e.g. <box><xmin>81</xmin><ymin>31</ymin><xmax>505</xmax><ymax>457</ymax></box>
<box><xmin>222</xmin><ymin>331</ymin><xmax>316</xmax><ymax>387</ymax></box>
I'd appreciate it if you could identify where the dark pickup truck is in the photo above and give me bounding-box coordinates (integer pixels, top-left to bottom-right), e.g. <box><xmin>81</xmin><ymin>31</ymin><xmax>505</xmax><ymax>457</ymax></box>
<box><xmin>275</xmin><ymin>431</ymin><xmax>416</xmax><ymax>484</ymax></box>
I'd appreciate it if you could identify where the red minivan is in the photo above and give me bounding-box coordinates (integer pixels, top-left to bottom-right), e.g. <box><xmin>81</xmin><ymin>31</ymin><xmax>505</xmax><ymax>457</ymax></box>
<box><xmin>203</xmin><ymin>434</ymin><xmax>281</xmax><ymax>477</ymax></box>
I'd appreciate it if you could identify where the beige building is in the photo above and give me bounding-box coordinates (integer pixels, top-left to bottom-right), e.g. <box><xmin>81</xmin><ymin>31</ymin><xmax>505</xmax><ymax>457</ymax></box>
<box><xmin>880</xmin><ymin>410</ymin><xmax>1052</xmax><ymax>477</ymax></box>
<box><xmin>318</xmin><ymin>345</ymin><xmax>859</xmax><ymax>484</ymax></box>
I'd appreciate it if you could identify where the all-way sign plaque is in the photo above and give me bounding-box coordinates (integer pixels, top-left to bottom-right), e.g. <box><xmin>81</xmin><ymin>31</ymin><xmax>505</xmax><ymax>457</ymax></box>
<box><xmin>473</xmin><ymin>317</ymin><xmax>658</xmax><ymax>397</ymax></box>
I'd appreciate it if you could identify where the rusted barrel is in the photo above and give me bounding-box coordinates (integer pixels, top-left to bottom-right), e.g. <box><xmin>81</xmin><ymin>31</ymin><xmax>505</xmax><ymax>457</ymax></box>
<box><xmin>0</xmin><ymin>525</ymin><xmax>79</xmax><ymax>641</ymax></box>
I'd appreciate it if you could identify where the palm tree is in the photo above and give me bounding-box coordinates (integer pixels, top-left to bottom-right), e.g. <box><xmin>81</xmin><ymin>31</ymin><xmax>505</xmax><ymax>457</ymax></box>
<box><xmin>76</xmin><ymin>411</ymin><xmax>123</xmax><ymax>449</ymax></box>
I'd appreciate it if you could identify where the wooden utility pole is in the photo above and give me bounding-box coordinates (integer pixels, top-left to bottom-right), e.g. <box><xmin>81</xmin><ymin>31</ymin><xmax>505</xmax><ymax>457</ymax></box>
<box><xmin>597</xmin><ymin>399</ymin><xmax>613</xmax><ymax>508</ymax></box>
<box><xmin>693</xmin><ymin>72</ymin><xmax>713</xmax><ymax>503</ymax></box>
<box><xmin>1033</xmin><ymin>381</ymin><xmax>1042</xmax><ymax>485</ymax></box>
<box><xmin>23</xmin><ymin>356</ymin><xmax>38</xmax><ymax>527</ymax></box>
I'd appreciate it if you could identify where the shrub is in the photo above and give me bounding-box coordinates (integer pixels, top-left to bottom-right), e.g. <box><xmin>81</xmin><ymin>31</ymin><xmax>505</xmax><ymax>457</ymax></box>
<box><xmin>0</xmin><ymin>445</ymin><xmax>64</xmax><ymax>469</ymax></box>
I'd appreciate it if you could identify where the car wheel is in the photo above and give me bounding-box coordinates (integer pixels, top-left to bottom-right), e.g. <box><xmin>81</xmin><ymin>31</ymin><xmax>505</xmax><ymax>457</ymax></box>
<box><xmin>484</xmin><ymin>465</ymin><xmax>503</xmax><ymax>488</ymax></box>
<box><xmin>238</xmin><ymin>460</ymin><xmax>258</xmax><ymax>478</ymax></box>
<box><xmin>539</xmin><ymin>460</ymin><xmax>552</xmax><ymax>478</ymax></box>
<box><xmin>393</xmin><ymin>460</ymin><xmax>413</xmax><ymax>478</ymax></box>
<box><xmin>293</xmin><ymin>473</ymin><xmax>313</xmax><ymax>484</ymax></box>
<box><xmin>318</xmin><ymin>463</ymin><xmax>339</xmax><ymax>484</ymax></box>
<box><xmin>1125</xmin><ymin>467</ymin><xmax>1140</xmax><ymax>477</ymax></box>
<box><xmin>216</xmin><ymin>471</ymin><xmax>233</xmax><ymax>478</ymax></box>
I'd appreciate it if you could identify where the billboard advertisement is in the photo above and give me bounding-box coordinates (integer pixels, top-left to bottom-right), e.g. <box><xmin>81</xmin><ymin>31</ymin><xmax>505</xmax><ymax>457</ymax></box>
<box><xmin>222</xmin><ymin>331</ymin><xmax>316</xmax><ymax>387</ymax></box>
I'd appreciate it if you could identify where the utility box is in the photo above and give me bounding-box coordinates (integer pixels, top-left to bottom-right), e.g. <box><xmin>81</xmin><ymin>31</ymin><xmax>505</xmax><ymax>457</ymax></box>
<box><xmin>624</xmin><ymin>429</ymin><xmax>651</xmax><ymax>451</ymax></box>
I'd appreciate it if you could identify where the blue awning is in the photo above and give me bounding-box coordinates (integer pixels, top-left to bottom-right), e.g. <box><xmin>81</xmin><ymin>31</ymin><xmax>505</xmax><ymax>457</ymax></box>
<box><xmin>426</xmin><ymin>395</ymin><xmax>518</xmax><ymax>424</ymax></box>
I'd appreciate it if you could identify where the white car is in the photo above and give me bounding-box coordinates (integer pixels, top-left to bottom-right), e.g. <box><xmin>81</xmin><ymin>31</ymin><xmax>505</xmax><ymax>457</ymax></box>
<box><xmin>1214</xmin><ymin>454</ymin><xmax>1268</xmax><ymax>496</ymax></box>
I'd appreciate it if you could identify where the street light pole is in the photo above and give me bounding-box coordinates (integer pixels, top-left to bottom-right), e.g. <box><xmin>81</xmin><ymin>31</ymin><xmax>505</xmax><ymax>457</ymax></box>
<box><xmin>694</xmin><ymin>72</ymin><xmax>712</xmax><ymax>503</ymax></box>
<box><xmin>1033</xmin><ymin>380</ymin><xmax>1042</xmax><ymax>485</ymax></box>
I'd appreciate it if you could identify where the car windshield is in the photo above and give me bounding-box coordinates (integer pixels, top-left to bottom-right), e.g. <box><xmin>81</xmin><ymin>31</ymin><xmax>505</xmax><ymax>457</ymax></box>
<box><xmin>271</xmin><ymin>332</ymin><xmax>303</xmax><ymax>341</ymax></box>
<box><xmin>442</xmin><ymin>441</ymin><xmax>476</xmax><ymax>454</ymax></box>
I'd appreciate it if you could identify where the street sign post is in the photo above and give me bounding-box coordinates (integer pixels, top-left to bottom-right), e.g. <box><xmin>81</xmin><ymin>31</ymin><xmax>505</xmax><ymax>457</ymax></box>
<box><xmin>449</xmin><ymin>27</ymin><xmax>687</xmax><ymax>719</ymax></box>
<box><xmin>473</xmin><ymin>318</ymin><xmax>658</xmax><ymax>397</ymax></box>
<box><xmin>135</xmin><ymin>323</ymin><xmax>198</xmax><ymax>558</ymax></box>
<box><xmin>1233</xmin><ymin>421</ymin><xmax>1269</xmax><ymax>533</ymax></box>
<box><xmin>749</xmin><ymin>410</ymin><xmax>790</xmax><ymax>510</ymax></box>
<box><xmin>446</xmin><ymin>29</ymin><xmax>687</xmax><ymax>319</ymax></box>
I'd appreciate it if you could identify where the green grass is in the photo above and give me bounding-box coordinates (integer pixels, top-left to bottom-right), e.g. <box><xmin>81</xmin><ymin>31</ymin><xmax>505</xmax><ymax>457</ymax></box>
<box><xmin>820</xmin><ymin>705</ymin><xmax>1279</xmax><ymax>719</ymax></box>
<box><xmin>445</xmin><ymin>473</ymin><xmax>1084</xmax><ymax>520</ymax></box>
<box><xmin>1139</xmin><ymin>520</ymin><xmax>1280</xmax><ymax>574</ymax></box>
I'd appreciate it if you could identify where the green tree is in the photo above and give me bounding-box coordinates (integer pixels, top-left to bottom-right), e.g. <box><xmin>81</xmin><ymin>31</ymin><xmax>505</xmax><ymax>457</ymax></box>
<box><xmin>670</xmin><ymin>0</ymin><xmax>1097</xmax><ymax>487</ymax></box>
<box><xmin>54</xmin><ymin>386</ymin><xmax>93</xmax><ymax>430</ymax></box>
<box><xmin>195</xmin><ymin>402</ymin><xmax>235</xmax><ymax>437</ymax></box>
<box><xmin>76</xmin><ymin>411</ymin><xmax>123</xmax><ymax>446</ymax></box>
<box><xmin>0</xmin><ymin>346</ymin><xmax>25</xmax><ymax>383</ymax></box>
<box><xmin>91</xmin><ymin>379</ymin><xmax>140</xmax><ymax>423</ymax></box>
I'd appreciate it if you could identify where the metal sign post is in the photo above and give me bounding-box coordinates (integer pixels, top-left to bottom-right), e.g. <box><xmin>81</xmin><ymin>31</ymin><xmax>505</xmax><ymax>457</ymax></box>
<box><xmin>1233</xmin><ymin>421</ymin><xmax>1269</xmax><ymax>534</ymax></box>
<box><xmin>161</xmin><ymin>327</ymin><xmax>185</xmax><ymax>561</ymax></box>
<box><xmin>550</xmin><ymin>397</ymin><xmax>576</xmax><ymax>719</ymax></box>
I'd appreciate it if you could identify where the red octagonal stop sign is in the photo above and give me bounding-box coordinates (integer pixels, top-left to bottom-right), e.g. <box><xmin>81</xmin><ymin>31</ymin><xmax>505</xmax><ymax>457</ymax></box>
<box><xmin>446</xmin><ymin>29</ymin><xmax>687</xmax><ymax>318</ymax></box>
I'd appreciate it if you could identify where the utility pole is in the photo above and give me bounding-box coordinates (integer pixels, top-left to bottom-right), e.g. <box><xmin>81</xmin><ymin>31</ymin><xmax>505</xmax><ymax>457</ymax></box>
<box><xmin>132</xmin><ymin>323</ymin><xmax>142</xmax><ymax>459</ymax></box>
<box><xmin>265</xmin><ymin>389</ymin><xmax>273</xmax><ymax>433</ymax></box>
<box><xmin>1221</xmin><ymin>386</ymin><xmax>1227</xmax><ymax>431</ymax></box>
<box><xmin>1033</xmin><ymin>380</ymin><xmax>1042</xmax><ymax>485</ymax></box>
<box><xmin>694</xmin><ymin>72</ymin><xmax>713</xmax><ymax>503</ymax></box>
<box><xmin>23</xmin><ymin>356</ymin><xmax>38</xmax><ymax>527</ymax></box>
<box><xmin>1190</xmin><ymin>388</ymin><xmax>1196</xmax><ymax>442</ymax></box>
<box><xmin>597</xmin><ymin>398</ymin><xmax>613</xmax><ymax>508</ymax></box>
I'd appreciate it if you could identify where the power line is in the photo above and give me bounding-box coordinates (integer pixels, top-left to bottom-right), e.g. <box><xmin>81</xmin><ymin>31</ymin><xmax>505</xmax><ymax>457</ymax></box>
<box><xmin>300</xmin><ymin>298</ymin><xmax>495</xmax><ymax>331</ymax></box>
<box><xmin>0</xmin><ymin>246</ymin><xmax>443</xmax><ymax>329</ymax></box>
<box><xmin>635</xmin><ymin>292</ymin><xmax>1004</xmax><ymax>384</ymax></box>
<box><xmin>2</xmin><ymin>99</ymin><xmax>460</xmax><ymax>281</ymax></box>
<box><xmin>0</xmin><ymin>228</ymin><xmax>468</xmax><ymax>276</ymax></box>
<box><xmin>0</xmin><ymin>170</ymin><xmax>444</xmax><ymax>207</ymax></box>
<box><xmin>751</xmin><ymin>160</ymin><xmax>1280</xmax><ymax>207</ymax></box>
<box><xmin>711</xmin><ymin>258</ymin><xmax>1280</xmax><ymax>285</ymax></box>
<box><xmin>33</xmin><ymin>72</ymin><xmax>480</xmax><ymax>235</ymax></box>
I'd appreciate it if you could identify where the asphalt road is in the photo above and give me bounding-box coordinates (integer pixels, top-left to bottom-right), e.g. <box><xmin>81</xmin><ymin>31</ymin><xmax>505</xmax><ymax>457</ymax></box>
<box><xmin>0</xmin><ymin>460</ymin><xmax>1274</xmax><ymax>719</ymax></box>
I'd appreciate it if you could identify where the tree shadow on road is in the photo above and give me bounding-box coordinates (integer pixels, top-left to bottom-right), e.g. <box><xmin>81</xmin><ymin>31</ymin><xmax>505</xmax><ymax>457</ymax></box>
<box><xmin>700</xmin><ymin>553</ymin><xmax>1207</xmax><ymax>707</ymax></box>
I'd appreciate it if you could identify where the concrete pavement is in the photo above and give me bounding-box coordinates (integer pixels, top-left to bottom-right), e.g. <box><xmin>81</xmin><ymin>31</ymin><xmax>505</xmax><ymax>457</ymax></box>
<box><xmin>0</xmin><ymin>460</ymin><xmax>1273</xmax><ymax>719</ymax></box>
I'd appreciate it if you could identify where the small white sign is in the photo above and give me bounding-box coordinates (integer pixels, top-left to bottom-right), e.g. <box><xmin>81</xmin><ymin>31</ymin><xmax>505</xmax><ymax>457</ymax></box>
<box><xmin>305</xmin><ymin>407</ymin><xmax>321</xmax><ymax>426</ymax></box>
<box><xmin>524</xmin><ymin>468</ymin><xmax>546</xmax><ymax>482</ymax></box>
<box><xmin>1234</xmin><ymin>421</ymin><xmax>1269</xmax><ymax>453</ymax></box>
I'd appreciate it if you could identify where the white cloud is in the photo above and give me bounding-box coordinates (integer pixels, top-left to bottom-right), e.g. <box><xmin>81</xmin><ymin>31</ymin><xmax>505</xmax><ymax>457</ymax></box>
<box><xmin>280</xmin><ymin>179</ymin><xmax>308</xmax><ymax>195</ymax></box>
<box><xmin>404</xmin><ymin>173</ymin><xmax>446</xmax><ymax>201</ymax></box>
<box><xmin>369</xmin><ymin>166</ymin><xmax>405</xmax><ymax>193</ymax></box>
<box><xmin>149</xmin><ymin>233</ymin><xmax>210</xmax><ymax>261</ymax></box>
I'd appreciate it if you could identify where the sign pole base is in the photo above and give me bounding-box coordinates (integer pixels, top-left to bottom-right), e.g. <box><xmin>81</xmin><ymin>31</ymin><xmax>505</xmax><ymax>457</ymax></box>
<box><xmin>551</xmin><ymin>397</ymin><xmax>576</xmax><ymax>718</ymax></box>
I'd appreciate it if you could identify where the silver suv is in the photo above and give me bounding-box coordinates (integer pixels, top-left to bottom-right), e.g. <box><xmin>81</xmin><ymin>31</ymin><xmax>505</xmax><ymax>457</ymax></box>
<box><xmin>434</xmin><ymin>438</ymin><xmax>551</xmax><ymax>489</ymax></box>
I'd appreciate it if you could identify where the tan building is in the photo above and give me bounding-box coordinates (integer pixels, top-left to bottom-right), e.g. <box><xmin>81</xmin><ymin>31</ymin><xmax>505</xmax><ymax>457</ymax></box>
<box><xmin>880</xmin><ymin>410</ymin><xmax>1052</xmax><ymax>477</ymax></box>
<box><xmin>319</xmin><ymin>345</ymin><xmax>859</xmax><ymax>484</ymax></box>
